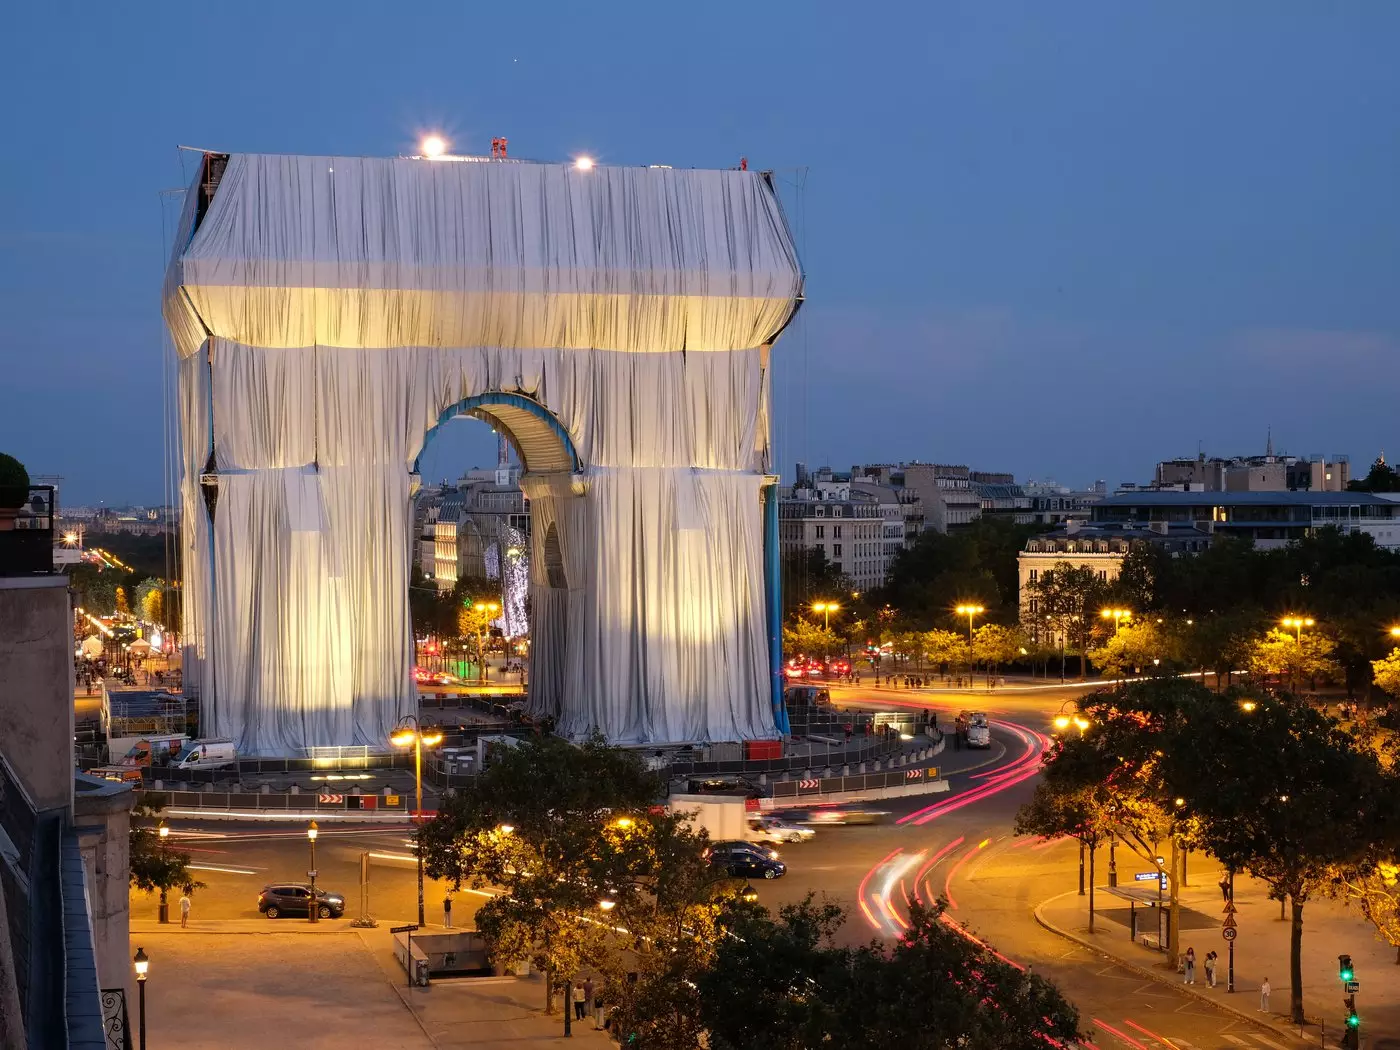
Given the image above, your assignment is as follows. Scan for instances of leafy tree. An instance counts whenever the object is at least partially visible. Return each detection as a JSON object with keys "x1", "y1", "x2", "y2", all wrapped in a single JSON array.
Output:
[
  {"x1": 417, "y1": 735, "x2": 661, "y2": 1011},
  {"x1": 1089, "y1": 620, "x2": 1177, "y2": 678},
  {"x1": 1373, "y1": 648, "x2": 1400, "y2": 698},
  {"x1": 1028, "y1": 562, "x2": 1108, "y2": 678},
  {"x1": 1348, "y1": 456, "x2": 1400, "y2": 493},
  {"x1": 115, "y1": 585, "x2": 131, "y2": 616},
  {"x1": 1247, "y1": 628, "x2": 1341, "y2": 690},
  {"x1": 1333, "y1": 860, "x2": 1400, "y2": 965},
  {"x1": 1179, "y1": 611, "x2": 1259, "y2": 690},
  {"x1": 593, "y1": 814, "x2": 742, "y2": 1050},
  {"x1": 783, "y1": 616, "x2": 839, "y2": 661},
  {"x1": 922, "y1": 628, "x2": 969, "y2": 674},
  {"x1": 1015, "y1": 779, "x2": 1116, "y2": 931},
  {"x1": 129, "y1": 794, "x2": 204, "y2": 918},
  {"x1": 972, "y1": 622, "x2": 1024, "y2": 681},
  {"x1": 701, "y1": 896, "x2": 1083, "y2": 1049},
  {"x1": 1066, "y1": 681, "x2": 1395, "y2": 1024},
  {"x1": 139, "y1": 583, "x2": 164, "y2": 625}
]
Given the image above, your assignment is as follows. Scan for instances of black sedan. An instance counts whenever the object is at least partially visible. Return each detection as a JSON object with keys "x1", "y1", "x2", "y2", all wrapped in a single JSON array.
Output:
[
  {"x1": 705, "y1": 841, "x2": 787, "y2": 880},
  {"x1": 257, "y1": 883, "x2": 347, "y2": 919}
]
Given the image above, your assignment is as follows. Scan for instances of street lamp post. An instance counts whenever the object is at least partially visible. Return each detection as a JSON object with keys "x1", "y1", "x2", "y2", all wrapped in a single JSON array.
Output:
[
  {"x1": 307, "y1": 820, "x2": 319, "y2": 923},
  {"x1": 133, "y1": 947, "x2": 148, "y2": 1050},
  {"x1": 954, "y1": 604, "x2": 984, "y2": 645},
  {"x1": 391, "y1": 717, "x2": 444, "y2": 925},
  {"x1": 157, "y1": 823, "x2": 170, "y2": 923},
  {"x1": 1281, "y1": 615, "x2": 1314, "y2": 643},
  {"x1": 1100, "y1": 608, "x2": 1131, "y2": 634},
  {"x1": 811, "y1": 601, "x2": 840, "y2": 631}
]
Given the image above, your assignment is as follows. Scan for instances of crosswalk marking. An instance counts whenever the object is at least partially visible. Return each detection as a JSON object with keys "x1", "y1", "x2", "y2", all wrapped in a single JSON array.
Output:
[{"x1": 1247, "y1": 1037, "x2": 1290, "y2": 1050}]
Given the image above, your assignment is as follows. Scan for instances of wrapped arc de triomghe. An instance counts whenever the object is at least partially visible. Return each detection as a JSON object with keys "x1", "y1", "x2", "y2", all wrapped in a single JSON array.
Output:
[{"x1": 163, "y1": 152, "x2": 804, "y2": 755}]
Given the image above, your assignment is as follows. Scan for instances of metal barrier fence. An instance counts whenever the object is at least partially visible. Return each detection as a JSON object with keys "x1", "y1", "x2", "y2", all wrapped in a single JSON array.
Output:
[
  {"x1": 668, "y1": 735, "x2": 908, "y2": 777},
  {"x1": 771, "y1": 764, "x2": 937, "y2": 799},
  {"x1": 143, "y1": 789, "x2": 410, "y2": 812}
]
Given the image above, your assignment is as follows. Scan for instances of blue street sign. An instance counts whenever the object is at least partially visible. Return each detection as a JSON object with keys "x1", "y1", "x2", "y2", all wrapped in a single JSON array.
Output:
[{"x1": 1134, "y1": 872, "x2": 1159, "y2": 882}]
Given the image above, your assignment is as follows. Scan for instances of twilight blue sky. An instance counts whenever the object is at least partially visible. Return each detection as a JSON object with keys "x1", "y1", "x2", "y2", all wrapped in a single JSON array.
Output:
[{"x1": 3, "y1": 2, "x2": 1398, "y2": 505}]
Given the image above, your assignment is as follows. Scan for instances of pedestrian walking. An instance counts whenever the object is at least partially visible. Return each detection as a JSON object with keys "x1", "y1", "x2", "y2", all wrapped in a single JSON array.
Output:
[
  {"x1": 1183, "y1": 946, "x2": 1196, "y2": 984},
  {"x1": 1259, "y1": 977, "x2": 1271, "y2": 1012},
  {"x1": 573, "y1": 981, "x2": 587, "y2": 1020},
  {"x1": 1218, "y1": 875, "x2": 1230, "y2": 902},
  {"x1": 443, "y1": 895, "x2": 453, "y2": 929},
  {"x1": 179, "y1": 890, "x2": 191, "y2": 928},
  {"x1": 1203, "y1": 951, "x2": 1216, "y2": 987}
]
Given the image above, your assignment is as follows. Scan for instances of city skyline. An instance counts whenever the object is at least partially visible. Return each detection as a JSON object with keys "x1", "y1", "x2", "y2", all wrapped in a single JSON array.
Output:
[{"x1": 5, "y1": 3, "x2": 1400, "y2": 506}]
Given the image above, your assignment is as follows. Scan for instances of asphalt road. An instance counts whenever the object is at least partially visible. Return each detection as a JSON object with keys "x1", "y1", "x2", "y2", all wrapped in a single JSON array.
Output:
[{"x1": 156, "y1": 682, "x2": 1319, "y2": 1049}]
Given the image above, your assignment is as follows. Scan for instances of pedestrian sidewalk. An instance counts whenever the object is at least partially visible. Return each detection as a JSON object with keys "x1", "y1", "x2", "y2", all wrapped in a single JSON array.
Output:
[
  {"x1": 1036, "y1": 863, "x2": 1400, "y2": 1047},
  {"x1": 131, "y1": 916, "x2": 363, "y2": 935}
]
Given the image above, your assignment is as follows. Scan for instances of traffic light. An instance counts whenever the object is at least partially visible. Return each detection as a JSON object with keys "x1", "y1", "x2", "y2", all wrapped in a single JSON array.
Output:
[
  {"x1": 1343, "y1": 993, "x2": 1360, "y2": 1050},
  {"x1": 1338, "y1": 953, "x2": 1354, "y2": 982}
]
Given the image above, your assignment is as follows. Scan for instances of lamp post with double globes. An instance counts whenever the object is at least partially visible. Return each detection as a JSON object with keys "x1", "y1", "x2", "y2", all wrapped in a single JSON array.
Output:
[{"x1": 391, "y1": 716, "x2": 444, "y2": 925}]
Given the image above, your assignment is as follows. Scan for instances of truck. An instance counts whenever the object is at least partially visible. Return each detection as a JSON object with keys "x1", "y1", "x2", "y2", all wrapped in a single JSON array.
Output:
[
  {"x1": 956, "y1": 711, "x2": 991, "y2": 749},
  {"x1": 668, "y1": 792, "x2": 752, "y2": 843},
  {"x1": 118, "y1": 735, "x2": 188, "y2": 768}
]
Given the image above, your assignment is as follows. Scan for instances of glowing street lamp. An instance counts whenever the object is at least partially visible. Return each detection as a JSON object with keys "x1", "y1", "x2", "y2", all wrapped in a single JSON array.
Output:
[
  {"x1": 811, "y1": 601, "x2": 840, "y2": 630},
  {"x1": 307, "y1": 820, "x2": 320, "y2": 924},
  {"x1": 1100, "y1": 608, "x2": 1132, "y2": 634},
  {"x1": 133, "y1": 947, "x2": 149, "y2": 1050},
  {"x1": 955, "y1": 604, "x2": 984, "y2": 644},
  {"x1": 391, "y1": 716, "x2": 445, "y2": 925},
  {"x1": 157, "y1": 822, "x2": 171, "y2": 923},
  {"x1": 1390, "y1": 625, "x2": 1400, "y2": 640},
  {"x1": 1281, "y1": 616, "x2": 1314, "y2": 643},
  {"x1": 1240, "y1": 700, "x2": 1257, "y2": 713}
]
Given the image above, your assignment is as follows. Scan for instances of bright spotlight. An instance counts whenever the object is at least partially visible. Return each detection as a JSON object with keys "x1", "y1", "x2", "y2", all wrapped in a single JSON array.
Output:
[
  {"x1": 421, "y1": 135, "x2": 447, "y2": 159},
  {"x1": 574, "y1": 156, "x2": 595, "y2": 172}
]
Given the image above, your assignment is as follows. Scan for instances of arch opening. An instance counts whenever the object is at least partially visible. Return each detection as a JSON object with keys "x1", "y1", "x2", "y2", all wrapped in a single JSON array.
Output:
[{"x1": 415, "y1": 392, "x2": 581, "y2": 478}]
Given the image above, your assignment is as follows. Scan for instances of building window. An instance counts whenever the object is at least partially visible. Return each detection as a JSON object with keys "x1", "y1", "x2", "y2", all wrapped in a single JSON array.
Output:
[
  {"x1": 834, "y1": 525, "x2": 842, "y2": 539},
  {"x1": 1029, "y1": 569, "x2": 1038, "y2": 582},
  {"x1": 834, "y1": 506, "x2": 843, "y2": 517},
  {"x1": 1029, "y1": 599, "x2": 1039, "y2": 616},
  {"x1": 834, "y1": 544, "x2": 842, "y2": 557},
  {"x1": 816, "y1": 506, "x2": 825, "y2": 517},
  {"x1": 815, "y1": 525, "x2": 825, "y2": 539}
]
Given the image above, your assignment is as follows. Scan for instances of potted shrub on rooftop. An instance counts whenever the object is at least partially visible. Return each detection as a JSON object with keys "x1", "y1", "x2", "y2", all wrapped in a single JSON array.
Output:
[{"x1": 0, "y1": 453, "x2": 30, "y2": 531}]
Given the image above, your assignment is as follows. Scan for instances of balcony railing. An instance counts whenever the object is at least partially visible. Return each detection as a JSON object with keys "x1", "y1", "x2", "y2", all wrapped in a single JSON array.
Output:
[{"x1": 0, "y1": 485, "x2": 56, "y2": 575}]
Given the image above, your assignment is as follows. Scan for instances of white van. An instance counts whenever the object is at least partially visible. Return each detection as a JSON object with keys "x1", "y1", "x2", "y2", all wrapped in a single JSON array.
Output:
[{"x1": 171, "y1": 739, "x2": 238, "y2": 770}]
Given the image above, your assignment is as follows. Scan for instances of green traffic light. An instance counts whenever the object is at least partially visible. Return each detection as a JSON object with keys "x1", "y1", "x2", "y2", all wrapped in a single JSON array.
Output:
[{"x1": 1341, "y1": 967, "x2": 1354, "y2": 981}]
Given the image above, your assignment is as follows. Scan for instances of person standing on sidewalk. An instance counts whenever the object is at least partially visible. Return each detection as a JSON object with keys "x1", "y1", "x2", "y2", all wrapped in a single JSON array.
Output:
[
  {"x1": 1259, "y1": 977, "x2": 1271, "y2": 1012},
  {"x1": 1203, "y1": 951, "x2": 1216, "y2": 987},
  {"x1": 443, "y1": 894, "x2": 453, "y2": 929},
  {"x1": 179, "y1": 890, "x2": 191, "y2": 928},
  {"x1": 582, "y1": 977, "x2": 595, "y2": 1026},
  {"x1": 1183, "y1": 946, "x2": 1196, "y2": 984},
  {"x1": 573, "y1": 981, "x2": 587, "y2": 1020}
]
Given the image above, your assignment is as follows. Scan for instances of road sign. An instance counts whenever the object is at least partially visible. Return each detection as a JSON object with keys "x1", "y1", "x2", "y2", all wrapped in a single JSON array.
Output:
[
  {"x1": 1222, "y1": 927, "x2": 1237, "y2": 942},
  {"x1": 390, "y1": 923, "x2": 419, "y2": 935},
  {"x1": 1222, "y1": 914, "x2": 1237, "y2": 929},
  {"x1": 318, "y1": 793, "x2": 345, "y2": 804},
  {"x1": 385, "y1": 794, "x2": 400, "y2": 806},
  {"x1": 1134, "y1": 872, "x2": 1159, "y2": 882},
  {"x1": 1222, "y1": 900, "x2": 1237, "y2": 914},
  {"x1": 1346, "y1": 980, "x2": 1360, "y2": 993}
]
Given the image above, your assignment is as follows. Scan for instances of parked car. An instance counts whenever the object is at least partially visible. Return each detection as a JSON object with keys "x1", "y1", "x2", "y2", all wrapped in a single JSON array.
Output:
[
  {"x1": 170, "y1": 738, "x2": 238, "y2": 771},
  {"x1": 704, "y1": 840, "x2": 786, "y2": 879},
  {"x1": 747, "y1": 816, "x2": 815, "y2": 844},
  {"x1": 257, "y1": 884, "x2": 346, "y2": 919}
]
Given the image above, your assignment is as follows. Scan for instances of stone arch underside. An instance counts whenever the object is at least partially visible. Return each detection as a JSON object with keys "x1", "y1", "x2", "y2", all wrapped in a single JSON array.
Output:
[{"x1": 165, "y1": 153, "x2": 803, "y2": 755}]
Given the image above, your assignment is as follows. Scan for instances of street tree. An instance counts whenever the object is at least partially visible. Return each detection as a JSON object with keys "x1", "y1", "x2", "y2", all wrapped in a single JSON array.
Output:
[
  {"x1": 592, "y1": 813, "x2": 743, "y2": 1050},
  {"x1": 701, "y1": 896, "x2": 1083, "y2": 1050},
  {"x1": 783, "y1": 616, "x2": 839, "y2": 661},
  {"x1": 417, "y1": 735, "x2": 661, "y2": 1012},
  {"x1": 972, "y1": 622, "x2": 1024, "y2": 683},
  {"x1": 457, "y1": 592, "x2": 501, "y2": 682},
  {"x1": 128, "y1": 794, "x2": 203, "y2": 919},
  {"x1": 1015, "y1": 777, "x2": 1116, "y2": 931},
  {"x1": 1072, "y1": 681, "x2": 1395, "y2": 1024},
  {"x1": 1029, "y1": 562, "x2": 1108, "y2": 679},
  {"x1": 1088, "y1": 619, "x2": 1177, "y2": 678},
  {"x1": 1334, "y1": 860, "x2": 1400, "y2": 965},
  {"x1": 1373, "y1": 648, "x2": 1400, "y2": 698},
  {"x1": 1247, "y1": 628, "x2": 1341, "y2": 691},
  {"x1": 922, "y1": 628, "x2": 969, "y2": 676}
]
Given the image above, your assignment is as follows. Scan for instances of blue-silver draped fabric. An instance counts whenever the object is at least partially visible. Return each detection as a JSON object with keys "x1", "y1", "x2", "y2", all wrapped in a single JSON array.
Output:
[{"x1": 164, "y1": 153, "x2": 802, "y2": 754}]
